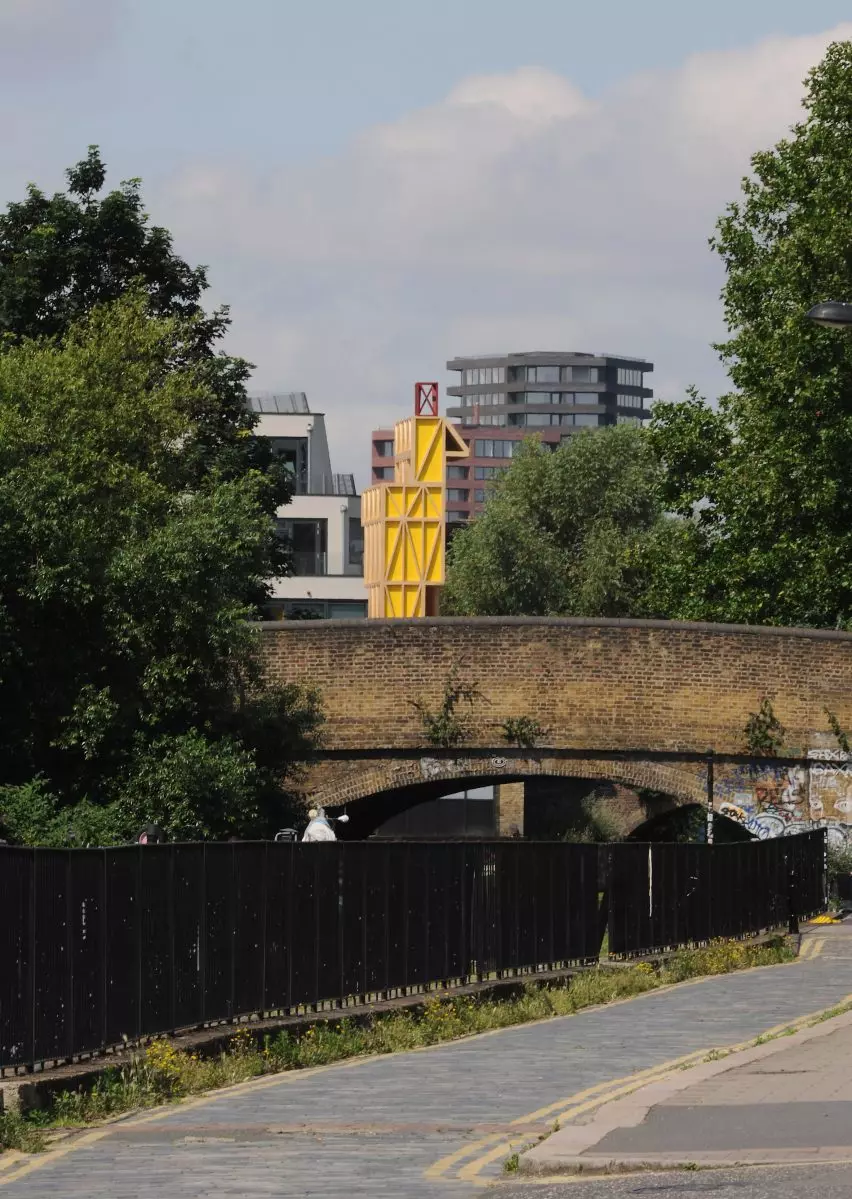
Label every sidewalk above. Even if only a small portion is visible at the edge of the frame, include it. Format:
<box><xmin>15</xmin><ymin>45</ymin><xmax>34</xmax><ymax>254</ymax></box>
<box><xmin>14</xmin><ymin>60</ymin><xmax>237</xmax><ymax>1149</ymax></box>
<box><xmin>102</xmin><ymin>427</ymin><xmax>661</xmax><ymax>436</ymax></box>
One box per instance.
<box><xmin>523</xmin><ymin>922</ymin><xmax>852</xmax><ymax>1177</ymax></box>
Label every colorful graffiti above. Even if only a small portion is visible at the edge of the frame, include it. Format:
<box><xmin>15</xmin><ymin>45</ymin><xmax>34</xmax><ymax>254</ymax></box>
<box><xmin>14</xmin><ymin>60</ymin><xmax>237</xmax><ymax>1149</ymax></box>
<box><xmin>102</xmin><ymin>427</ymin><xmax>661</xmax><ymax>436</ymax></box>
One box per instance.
<box><xmin>716</xmin><ymin>751</ymin><xmax>852</xmax><ymax>846</ymax></box>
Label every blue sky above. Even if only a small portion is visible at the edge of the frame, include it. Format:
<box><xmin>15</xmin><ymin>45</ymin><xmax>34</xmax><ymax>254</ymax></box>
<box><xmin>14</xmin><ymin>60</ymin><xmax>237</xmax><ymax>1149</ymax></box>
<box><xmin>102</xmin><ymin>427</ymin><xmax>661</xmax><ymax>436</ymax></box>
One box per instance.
<box><xmin>3</xmin><ymin>1</ymin><xmax>852</xmax><ymax>480</ymax></box>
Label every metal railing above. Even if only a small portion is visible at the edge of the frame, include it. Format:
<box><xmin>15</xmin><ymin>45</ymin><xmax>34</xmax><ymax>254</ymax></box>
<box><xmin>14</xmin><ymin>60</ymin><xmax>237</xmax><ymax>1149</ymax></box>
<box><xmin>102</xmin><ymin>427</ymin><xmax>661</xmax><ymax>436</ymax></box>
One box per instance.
<box><xmin>0</xmin><ymin>834</ymin><xmax>825</xmax><ymax>1074</ymax></box>
<box><xmin>291</xmin><ymin>551</ymin><xmax>327</xmax><ymax>576</ymax></box>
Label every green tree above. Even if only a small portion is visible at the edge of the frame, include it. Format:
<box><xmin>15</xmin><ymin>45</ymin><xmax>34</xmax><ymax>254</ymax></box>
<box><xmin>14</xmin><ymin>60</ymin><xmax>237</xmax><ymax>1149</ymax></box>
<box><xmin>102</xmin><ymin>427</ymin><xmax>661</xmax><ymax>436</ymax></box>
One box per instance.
<box><xmin>0</xmin><ymin>297</ymin><xmax>321</xmax><ymax>844</ymax></box>
<box><xmin>0</xmin><ymin>147</ymin><xmax>290</xmax><ymax>566</ymax></box>
<box><xmin>443</xmin><ymin>427</ymin><xmax>676</xmax><ymax>617</ymax></box>
<box><xmin>650</xmin><ymin>41</ymin><xmax>852</xmax><ymax>628</ymax></box>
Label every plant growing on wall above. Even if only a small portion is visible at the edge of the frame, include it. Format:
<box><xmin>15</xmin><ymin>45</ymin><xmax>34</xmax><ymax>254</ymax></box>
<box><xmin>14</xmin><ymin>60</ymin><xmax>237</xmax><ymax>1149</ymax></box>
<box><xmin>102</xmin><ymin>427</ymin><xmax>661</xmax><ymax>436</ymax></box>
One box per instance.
<box><xmin>743</xmin><ymin>697</ymin><xmax>785</xmax><ymax>755</ymax></box>
<box><xmin>411</xmin><ymin>666</ymin><xmax>484</xmax><ymax>748</ymax></box>
<box><xmin>502</xmin><ymin>716</ymin><xmax>547</xmax><ymax>749</ymax></box>
<box><xmin>825</xmin><ymin>708</ymin><xmax>851</xmax><ymax>754</ymax></box>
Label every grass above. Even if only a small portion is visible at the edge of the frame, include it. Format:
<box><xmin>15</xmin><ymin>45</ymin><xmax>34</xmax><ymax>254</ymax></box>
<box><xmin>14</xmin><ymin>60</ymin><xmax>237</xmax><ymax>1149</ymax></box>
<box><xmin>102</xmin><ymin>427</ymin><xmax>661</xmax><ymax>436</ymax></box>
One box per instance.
<box><xmin>2</xmin><ymin>937</ymin><xmax>793</xmax><ymax>1152</ymax></box>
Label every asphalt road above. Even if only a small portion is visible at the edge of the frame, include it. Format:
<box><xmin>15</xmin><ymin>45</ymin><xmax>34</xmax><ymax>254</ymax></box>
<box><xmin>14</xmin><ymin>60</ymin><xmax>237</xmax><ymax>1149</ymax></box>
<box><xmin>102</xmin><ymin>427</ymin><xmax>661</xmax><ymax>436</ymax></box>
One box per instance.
<box><xmin>502</xmin><ymin>1163</ymin><xmax>852</xmax><ymax>1198</ymax></box>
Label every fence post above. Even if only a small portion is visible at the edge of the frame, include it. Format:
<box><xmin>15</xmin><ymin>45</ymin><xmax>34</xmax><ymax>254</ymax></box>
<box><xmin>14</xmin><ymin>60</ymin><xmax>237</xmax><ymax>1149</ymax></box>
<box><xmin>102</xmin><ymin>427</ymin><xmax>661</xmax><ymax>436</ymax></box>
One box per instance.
<box><xmin>705</xmin><ymin>749</ymin><xmax>715</xmax><ymax>845</ymax></box>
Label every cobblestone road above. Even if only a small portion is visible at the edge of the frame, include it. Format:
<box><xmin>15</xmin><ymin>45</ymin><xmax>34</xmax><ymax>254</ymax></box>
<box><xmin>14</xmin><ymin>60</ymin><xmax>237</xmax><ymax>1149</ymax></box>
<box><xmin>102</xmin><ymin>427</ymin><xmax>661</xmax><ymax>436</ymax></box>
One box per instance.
<box><xmin>2</xmin><ymin>929</ymin><xmax>852</xmax><ymax>1198</ymax></box>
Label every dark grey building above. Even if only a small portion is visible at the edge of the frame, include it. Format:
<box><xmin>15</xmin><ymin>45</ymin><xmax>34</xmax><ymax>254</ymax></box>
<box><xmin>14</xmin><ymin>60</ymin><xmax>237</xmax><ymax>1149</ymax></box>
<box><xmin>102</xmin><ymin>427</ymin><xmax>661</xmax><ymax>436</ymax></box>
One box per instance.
<box><xmin>443</xmin><ymin>351</ymin><xmax>653</xmax><ymax>521</ymax></box>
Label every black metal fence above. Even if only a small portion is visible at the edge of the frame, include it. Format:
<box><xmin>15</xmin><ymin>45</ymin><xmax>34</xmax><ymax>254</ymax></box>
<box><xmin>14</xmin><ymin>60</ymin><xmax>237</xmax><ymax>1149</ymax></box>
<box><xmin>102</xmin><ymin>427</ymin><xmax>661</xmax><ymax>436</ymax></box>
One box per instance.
<box><xmin>606</xmin><ymin>830</ymin><xmax>826</xmax><ymax>957</ymax></box>
<box><xmin>0</xmin><ymin>833</ymin><xmax>825</xmax><ymax>1074</ymax></box>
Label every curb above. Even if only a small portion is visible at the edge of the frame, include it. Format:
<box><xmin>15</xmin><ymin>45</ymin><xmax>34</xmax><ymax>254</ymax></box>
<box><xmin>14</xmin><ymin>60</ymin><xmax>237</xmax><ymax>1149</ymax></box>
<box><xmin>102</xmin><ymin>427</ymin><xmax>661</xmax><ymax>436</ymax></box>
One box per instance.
<box><xmin>520</xmin><ymin>1001</ymin><xmax>852</xmax><ymax>1176</ymax></box>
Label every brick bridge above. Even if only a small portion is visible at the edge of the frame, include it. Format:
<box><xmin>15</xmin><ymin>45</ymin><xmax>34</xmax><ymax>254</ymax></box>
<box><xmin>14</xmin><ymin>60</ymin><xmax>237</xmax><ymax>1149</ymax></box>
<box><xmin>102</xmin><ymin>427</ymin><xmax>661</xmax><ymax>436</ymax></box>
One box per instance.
<box><xmin>260</xmin><ymin>617</ymin><xmax>852</xmax><ymax>840</ymax></box>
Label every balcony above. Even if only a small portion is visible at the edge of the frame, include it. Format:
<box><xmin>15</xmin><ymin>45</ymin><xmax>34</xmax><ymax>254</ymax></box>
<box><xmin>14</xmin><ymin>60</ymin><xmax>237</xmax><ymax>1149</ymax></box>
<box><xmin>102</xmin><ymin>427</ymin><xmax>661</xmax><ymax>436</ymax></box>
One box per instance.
<box><xmin>291</xmin><ymin>551</ymin><xmax>328</xmax><ymax>577</ymax></box>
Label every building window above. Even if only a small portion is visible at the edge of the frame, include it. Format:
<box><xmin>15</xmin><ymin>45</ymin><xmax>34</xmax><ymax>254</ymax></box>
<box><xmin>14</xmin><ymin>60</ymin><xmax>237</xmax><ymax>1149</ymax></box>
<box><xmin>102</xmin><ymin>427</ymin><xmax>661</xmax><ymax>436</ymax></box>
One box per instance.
<box><xmin>474</xmin><ymin>488</ymin><xmax>489</xmax><ymax>503</ymax></box>
<box><xmin>373</xmin><ymin>439</ymin><xmax>394</xmax><ymax>457</ymax></box>
<box><xmin>447</xmin><ymin>465</ymin><xmax>469</xmax><ymax>479</ymax></box>
<box><xmin>373</xmin><ymin>466</ymin><xmax>394</xmax><ymax>480</ymax></box>
<box><xmin>275</xmin><ymin>518</ymin><xmax>328</xmax><ymax>576</ymax></box>
<box><xmin>447</xmin><ymin>488</ymin><xmax>469</xmax><ymax>502</ymax></box>
<box><xmin>561</xmin><ymin>365</ymin><xmax>599</xmax><ymax>383</ymax></box>
<box><xmin>268</xmin><ymin>437</ymin><xmax>309</xmax><ymax>494</ymax></box>
<box><xmin>573</xmin><ymin>413</ymin><xmax>600</xmax><ymax>427</ymax></box>
<box><xmin>474</xmin><ymin>465</ymin><xmax>504</xmax><ymax>480</ymax></box>
<box><xmin>446</xmin><ymin>510</ymin><xmax>467</xmax><ymax>523</ymax></box>
<box><xmin>474</xmin><ymin>439</ymin><xmax>517</xmax><ymax>458</ymax></box>
<box><xmin>617</xmin><ymin>414</ymin><xmax>641</xmax><ymax>425</ymax></box>
<box><xmin>617</xmin><ymin>394</ymin><xmax>643</xmax><ymax>409</ymax></box>
<box><xmin>617</xmin><ymin>367</ymin><xmax>644</xmax><ymax>386</ymax></box>
<box><xmin>573</xmin><ymin>393</ymin><xmax>599</xmax><ymax>404</ymax></box>
<box><xmin>348</xmin><ymin>517</ymin><xmax>363</xmax><ymax>568</ymax></box>
<box><xmin>465</xmin><ymin>366</ymin><xmax>505</xmax><ymax>384</ymax></box>
<box><xmin>523</xmin><ymin>391</ymin><xmax>554</xmax><ymax>404</ymax></box>
<box><xmin>266</xmin><ymin>599</ymin><xmax>367</xmax><ymax>620</ymax></box>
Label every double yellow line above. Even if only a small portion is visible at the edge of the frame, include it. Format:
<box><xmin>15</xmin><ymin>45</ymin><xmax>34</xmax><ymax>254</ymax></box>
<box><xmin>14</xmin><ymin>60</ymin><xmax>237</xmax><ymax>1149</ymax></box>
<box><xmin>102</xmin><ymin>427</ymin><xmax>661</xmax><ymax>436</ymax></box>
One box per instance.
<box><xmin>423</xmin><ymin>1048</ymin><xmax>713</xmax><ymax>1186</ymax></box>
<box><xmin>424</xmin><ymin>992</ymin><xmax>852</xmax><ymax>1185</ymax></box>
<box><xmin>800</xmin><ymin>937</ymin><xmax>826</xmax><ymax>960</ymax></box>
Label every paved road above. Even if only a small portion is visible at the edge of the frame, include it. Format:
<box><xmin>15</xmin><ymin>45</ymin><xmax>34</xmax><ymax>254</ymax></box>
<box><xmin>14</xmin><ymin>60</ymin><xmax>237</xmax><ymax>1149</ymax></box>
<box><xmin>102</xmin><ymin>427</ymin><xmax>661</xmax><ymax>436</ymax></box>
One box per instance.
<box><xmin>2</xmin><ymin>929</ymin><xmax>851</xmax><ymax>1198</ymax></box>
<box><xmin>502</xmin><ymin>1163</ymin><xmax>852</xmax><ymax>1198</ymax></box>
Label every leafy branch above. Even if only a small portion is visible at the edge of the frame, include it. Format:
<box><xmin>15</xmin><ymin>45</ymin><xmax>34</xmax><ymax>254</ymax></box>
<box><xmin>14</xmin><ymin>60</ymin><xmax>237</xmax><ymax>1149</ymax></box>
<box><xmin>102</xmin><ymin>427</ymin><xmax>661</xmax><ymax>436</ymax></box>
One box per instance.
<box><xmin>743</xmin><ymin>697</ymin><xmax>785</xmax><ymax>755</ymax></box>
<box><xmin>825</xmin><ymin>708</ymin><xmax>851</xmax><ymax>755</ymax></box>
<box><xmin>411</xmin><ymin>665</ymin><xmax>485</xmax><ymax>748</ymax></box>
<box><xmin>502</xmin><ymin>716</ymin><xmax>547</xmax><ymax>749</ymax></box>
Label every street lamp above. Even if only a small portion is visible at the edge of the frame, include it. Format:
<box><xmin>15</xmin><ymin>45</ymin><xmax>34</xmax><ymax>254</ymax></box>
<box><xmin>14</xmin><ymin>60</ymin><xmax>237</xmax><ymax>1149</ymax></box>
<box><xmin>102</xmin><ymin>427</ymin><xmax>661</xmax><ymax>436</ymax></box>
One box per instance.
<box><xmin>806</xmin><ymin>301</ymin><xmax>852</xmax><ymax>329</ymax></box>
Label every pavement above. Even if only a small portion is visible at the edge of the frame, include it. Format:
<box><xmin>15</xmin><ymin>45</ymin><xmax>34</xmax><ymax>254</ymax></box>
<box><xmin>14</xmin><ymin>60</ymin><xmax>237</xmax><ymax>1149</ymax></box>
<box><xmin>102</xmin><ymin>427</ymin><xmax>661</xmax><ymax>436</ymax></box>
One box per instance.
<box><xmin>522</xmin><ymin>961</ymin><xmax>852</xmax><ymax>1175</ymax></box>
<box><xmin>1</xmin><ymin>924</ymin><xmax>852</xmax><ymax>1197</ymax></box>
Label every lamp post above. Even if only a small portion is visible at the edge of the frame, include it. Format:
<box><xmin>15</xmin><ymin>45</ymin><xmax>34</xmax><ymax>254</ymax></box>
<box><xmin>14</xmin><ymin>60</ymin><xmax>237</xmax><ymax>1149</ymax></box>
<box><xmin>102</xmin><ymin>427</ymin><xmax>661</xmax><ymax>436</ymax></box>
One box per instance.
<box><xmin>806</xmin><ymin>301</ymin><xmax>852</xmax><ymax>329</ymax></box>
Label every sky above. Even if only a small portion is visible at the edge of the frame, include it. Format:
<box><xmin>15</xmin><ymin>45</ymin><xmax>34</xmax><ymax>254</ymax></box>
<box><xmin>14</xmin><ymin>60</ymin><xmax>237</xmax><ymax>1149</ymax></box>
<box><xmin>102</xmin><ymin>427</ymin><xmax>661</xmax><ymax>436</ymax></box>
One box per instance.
<box><xmin>3</xmin><ymin>0</ymin><xmax>852</xmax><ymax>483</ymax></box>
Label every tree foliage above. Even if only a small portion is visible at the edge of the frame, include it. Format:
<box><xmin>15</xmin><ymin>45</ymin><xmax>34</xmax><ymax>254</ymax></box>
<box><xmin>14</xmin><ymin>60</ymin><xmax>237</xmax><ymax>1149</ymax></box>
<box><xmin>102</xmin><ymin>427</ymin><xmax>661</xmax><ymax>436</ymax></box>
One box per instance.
<box><xmin>0</xmin><ymin>297</ymin><xmax>320</xmax><ymax>844</ymax></box>
<box><xmin>442</xmin><ymin>427</ymin><xmax>676</xmax><ymax>617</ymax></box>
<box><xmin>650</xmin><ymin>42</ymin><xmax>852</xmax><ymax>628</ymax></box>
<box><xmin>0</xmin><ymin>147</ymin><xmax>291</xmax><ymax>550</ymax></box>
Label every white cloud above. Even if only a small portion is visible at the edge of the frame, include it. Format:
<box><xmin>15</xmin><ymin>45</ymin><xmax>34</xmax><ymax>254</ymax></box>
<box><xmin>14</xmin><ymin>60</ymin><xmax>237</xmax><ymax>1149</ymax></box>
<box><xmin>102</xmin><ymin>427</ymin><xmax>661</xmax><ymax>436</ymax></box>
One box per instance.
<box><xmin>152</xmin><ymin>26</ymin><xmax>852</xmax><ymax>485</ymax></box>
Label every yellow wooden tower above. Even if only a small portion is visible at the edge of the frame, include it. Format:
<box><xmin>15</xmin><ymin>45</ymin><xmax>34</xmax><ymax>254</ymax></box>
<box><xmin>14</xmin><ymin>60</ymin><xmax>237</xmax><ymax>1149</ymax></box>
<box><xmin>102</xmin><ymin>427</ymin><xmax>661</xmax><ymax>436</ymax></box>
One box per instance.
<box><xmin>363</xmin><ymin>383</ymin><xmax>469</xmax><ymax>618</ymax></box>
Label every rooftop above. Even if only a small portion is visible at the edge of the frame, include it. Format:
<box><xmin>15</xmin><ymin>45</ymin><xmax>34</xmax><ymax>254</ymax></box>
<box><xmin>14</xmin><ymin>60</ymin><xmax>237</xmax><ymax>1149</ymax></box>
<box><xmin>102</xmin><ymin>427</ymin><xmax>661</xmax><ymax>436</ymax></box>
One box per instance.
<box><xmin>247</xmin><ymin>392</ymin><xmax>311</xmax><ymax>414</ymax></box>
<box><xmin>447</xmin><ymin>352</ymin><xmax>651</xmax><ymax>366</ymax></box>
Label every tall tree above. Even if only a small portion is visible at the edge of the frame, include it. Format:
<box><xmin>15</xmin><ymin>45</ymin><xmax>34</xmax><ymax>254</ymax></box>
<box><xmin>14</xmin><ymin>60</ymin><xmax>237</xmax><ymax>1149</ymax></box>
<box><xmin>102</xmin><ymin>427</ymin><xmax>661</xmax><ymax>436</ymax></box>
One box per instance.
<box><xmin>0</xmin><ymin>147</ymin><xmax>289</xmax><ymax>567</ymax></box>
<box><xmin>0</xmin><ymin>297</ymin><xmax>320</xmax><ymax>845</ymax></box>
<box><xmin>651</xmin><ymin>41</ymin><xmax>852</xmax><ymax>628</ymax></box>
<box><xmin>442</xmin><ymin>427</ymin><xmax>675</xmax><ymax>617</ymax></box>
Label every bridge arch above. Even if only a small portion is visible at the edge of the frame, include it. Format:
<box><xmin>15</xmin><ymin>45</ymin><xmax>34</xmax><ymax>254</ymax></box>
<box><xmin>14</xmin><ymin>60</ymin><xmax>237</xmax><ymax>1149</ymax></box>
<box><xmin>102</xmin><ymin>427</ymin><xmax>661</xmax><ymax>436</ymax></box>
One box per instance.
<box><xmin>260</xmin><ymin>616</ymin><xmax>852</xmax><ymax>838</ymax></box>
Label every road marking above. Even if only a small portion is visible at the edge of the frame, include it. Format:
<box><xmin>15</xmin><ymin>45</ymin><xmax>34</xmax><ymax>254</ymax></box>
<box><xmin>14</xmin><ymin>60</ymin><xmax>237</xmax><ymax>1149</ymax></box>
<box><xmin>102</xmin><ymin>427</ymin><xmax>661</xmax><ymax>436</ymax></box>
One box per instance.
<box><xmin>435</xmin><ymin>991</ymin><xmax>852</xmax><ymax>1185</ymax></box>
<box><xmin>424</xmin><ymin>1052</ymin><xmax>714</xmax><ymax>1181</ymax></box>
<box><xmin>800</xmin><ymin>937</ymin><xmax>826</xmax><ymax>960</ymax></box>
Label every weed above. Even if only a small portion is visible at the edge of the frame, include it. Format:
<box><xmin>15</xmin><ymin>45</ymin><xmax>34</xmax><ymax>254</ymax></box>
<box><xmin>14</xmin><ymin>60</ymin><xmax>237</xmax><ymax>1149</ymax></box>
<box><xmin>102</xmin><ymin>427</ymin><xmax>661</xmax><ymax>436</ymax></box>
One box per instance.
<box><xmin>0</xmin><ymin>1111</ymin><xmax>46</xmax><ymax>1154</ymax></box>
<box><xmin>743</xmin><ymin>697</ymin><xmax>785</xmax><ymax>755</ymax></box>
<box><xmin>411</xmin><ymin>665</ymin><xmax>485</xmax><ymax>748</ymax></box>
<box><xmin>502</xmin><ymin>717</ymin><xmax>546</xmax><ymax>749</ymax></box>
<box><xmin>504</xmin><ymin>1152</ymin><xmax>520</xmax><ymax>1173</ymax></box>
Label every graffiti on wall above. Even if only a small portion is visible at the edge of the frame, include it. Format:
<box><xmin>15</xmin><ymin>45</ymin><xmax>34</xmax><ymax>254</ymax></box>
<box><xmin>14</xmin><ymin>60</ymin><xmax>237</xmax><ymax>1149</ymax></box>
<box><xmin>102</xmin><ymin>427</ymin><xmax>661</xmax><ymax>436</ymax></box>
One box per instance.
<box><xmin>716</xmin><ymin>750</ymin><xmax>852</xmax><ymax>846</ymax></box>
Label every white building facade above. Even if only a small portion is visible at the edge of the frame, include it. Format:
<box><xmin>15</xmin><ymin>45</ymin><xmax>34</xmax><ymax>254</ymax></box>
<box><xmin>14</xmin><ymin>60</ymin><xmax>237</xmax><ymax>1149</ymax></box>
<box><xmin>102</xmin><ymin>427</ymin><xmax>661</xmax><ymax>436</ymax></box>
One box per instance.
<box><xmin>250</xmin><ymin>393</ymin><xmax>367</xmax><ymax>619</ymax></box>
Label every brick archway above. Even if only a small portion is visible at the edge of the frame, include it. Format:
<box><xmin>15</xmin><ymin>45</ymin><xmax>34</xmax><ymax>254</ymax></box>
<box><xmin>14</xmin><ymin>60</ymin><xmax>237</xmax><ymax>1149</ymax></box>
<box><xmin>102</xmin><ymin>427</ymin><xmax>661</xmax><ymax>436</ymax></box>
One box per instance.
<box><xmin>306</xmin><ymin>754</ymin><xmax>706</xmax><ymax>812</ymax></box>
<box><xmin>261</xmin><ymin>616</ymin><xmax>852</xmax><ymax>835</ymax></box>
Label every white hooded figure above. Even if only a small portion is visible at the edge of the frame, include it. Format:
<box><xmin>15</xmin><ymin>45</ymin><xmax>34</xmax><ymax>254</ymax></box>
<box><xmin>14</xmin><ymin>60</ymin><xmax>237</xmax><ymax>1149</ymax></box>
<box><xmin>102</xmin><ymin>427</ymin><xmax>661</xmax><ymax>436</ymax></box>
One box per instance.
<box><xmin>302</xmin><ymin>807</ymin><xmax>337</xmax><ymax>842</ymax></box>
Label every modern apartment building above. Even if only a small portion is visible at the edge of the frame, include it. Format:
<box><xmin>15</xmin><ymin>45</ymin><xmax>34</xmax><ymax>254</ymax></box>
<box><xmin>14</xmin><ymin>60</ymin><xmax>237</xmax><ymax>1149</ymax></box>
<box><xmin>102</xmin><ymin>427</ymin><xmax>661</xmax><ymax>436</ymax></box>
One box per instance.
<box><xmin>251</xmin><ymin>393</ymin><xmax>367</xmax><ymax>619</ymax></box>
<box><xmin>443</xmin><ymin>351</ymin><xmax>653</xmax><ymax>522</ymax></box>
<box><xmin>372</xmin><ymin>353</ymin><xmax>653</xmax><ymax>525</ymax></box>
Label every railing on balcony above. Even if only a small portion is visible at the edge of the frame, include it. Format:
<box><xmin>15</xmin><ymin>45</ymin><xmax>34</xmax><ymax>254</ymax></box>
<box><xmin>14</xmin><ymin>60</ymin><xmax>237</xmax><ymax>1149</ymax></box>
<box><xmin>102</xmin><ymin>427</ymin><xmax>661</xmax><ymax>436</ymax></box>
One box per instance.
<box><xmin>291</xmin><ymin>551</ymin><xmax>327</xmax><ymax>576</ymax></box>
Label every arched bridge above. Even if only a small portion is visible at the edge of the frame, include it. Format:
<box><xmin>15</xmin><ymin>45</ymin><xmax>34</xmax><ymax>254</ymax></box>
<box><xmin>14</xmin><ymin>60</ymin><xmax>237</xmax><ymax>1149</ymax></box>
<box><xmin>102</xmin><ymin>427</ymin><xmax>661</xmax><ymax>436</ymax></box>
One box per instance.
<box><xmin>260</xmin><ymin>617</ymin><xmax>852</xmax><ymax>841</ymax></box>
